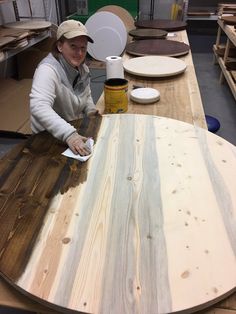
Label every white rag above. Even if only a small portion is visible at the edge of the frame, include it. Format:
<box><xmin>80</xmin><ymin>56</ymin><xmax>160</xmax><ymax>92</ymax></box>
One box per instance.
<box><xmin>62</xmin><ymin>138</ymin><xmax>94</xmax><ymax>162</ymax></box>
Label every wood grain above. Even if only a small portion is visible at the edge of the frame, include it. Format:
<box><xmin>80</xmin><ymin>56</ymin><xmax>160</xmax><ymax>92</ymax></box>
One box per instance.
<box><xmin>0</xmin><ymin>114</ymin><xmax>236</xmax><ymax>314</ymax></box>
<box><xmin>0</xmin><ymin>117</ymin><xmax>102</xmax><ymax>281</ymax></box>
<box><xmin>125</xmin><ymin>39</ymin><xmax>190</xmax><ymax>57</ymax></box>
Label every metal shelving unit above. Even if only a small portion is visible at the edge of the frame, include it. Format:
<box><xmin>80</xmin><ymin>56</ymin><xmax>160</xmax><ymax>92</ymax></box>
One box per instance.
<box><xmin>0</xmin><ymin>0</ymin><xmax>50</xmax><ymax>63</ymax></box>
<box><xmin>184</xmin><ymin>0</ymin><xmax>217</xmax><ymax>21</ymax></box>
<box><xmin>184</xmin><ymin>0</ymin><xmax>236</xmax><ymax>21</ymax></box>
<box><xmin>3</xmin><ymin>31</ymin><xmax>49</xmax><ymax>61</ymax></box>
<box><xmin>213</xmin><ymin>18</ymin><xmax>236</xmax><ymax>101</ymax></box>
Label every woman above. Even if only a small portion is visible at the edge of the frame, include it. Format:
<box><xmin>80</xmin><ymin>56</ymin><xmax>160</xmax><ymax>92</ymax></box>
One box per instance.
<box><xmin>30</xmin><ymin>20</ymin><xmax>99</xmax><ymax>156</ymax></box>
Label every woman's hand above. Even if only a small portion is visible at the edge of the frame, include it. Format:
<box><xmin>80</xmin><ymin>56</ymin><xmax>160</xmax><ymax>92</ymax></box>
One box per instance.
<box><xmin>66</xmin><ymin>132</ymin><xmax>91</xmax><ymax>156</ymax></box>
<box><xmin>87</xmin><ymin>109</ymin><xmax>101</xmax><ymax>117</ymax></box>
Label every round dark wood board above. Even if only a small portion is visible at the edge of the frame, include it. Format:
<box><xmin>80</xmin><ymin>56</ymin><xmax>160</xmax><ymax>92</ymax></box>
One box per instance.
<box><xmin>221</xmin><ymin>16</ymin><xmax>236</xmax><ymax>25</ymax></box>
<box><xmin>134</xmin><ymin>19</ymin><xmax>187</xmax><ymax>31</ymax></box>
<box><xmin>129</xmin><ymin>28</ymin><xmax>168</xmax><ymax>39</ymax></box>
<box><xmin>125</xmin><ymin>39</ymin><xmax>190</xmax><ymax>57</ymax></box>
<box><xmin>215</xmin><ymin>47</ymin><xmax>236</xmax><ymax>58</ymax></box>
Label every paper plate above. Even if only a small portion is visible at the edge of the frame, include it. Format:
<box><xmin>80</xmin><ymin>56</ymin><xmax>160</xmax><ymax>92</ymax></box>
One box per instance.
<box><xmin>130</xmin><ymin>87</ymin><xmax>160</xmax><ymax>104</ymax></box>
<box><xmin>123</xmin><ymin>55</ymin><xmax>187</xmax><ymax>77</ymax></box>
<box><xmin>4</xmin><ymin>20</ymin><xmax>51</xmax><ymax>30</ymax></box>
<box><xmin>85</xmin><ymin>11</ymin><xmax>127</xmax><ymax>61</ymax></box>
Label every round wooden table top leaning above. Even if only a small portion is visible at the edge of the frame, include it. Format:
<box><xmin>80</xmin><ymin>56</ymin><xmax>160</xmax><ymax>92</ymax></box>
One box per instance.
<box><xmin>0</xmin><ymin>114</ymin><xmax>235</xmax><ymax>314</ymax></box>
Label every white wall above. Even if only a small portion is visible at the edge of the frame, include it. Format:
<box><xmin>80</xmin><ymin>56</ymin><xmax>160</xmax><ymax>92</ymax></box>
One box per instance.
<box><xmin>0</xmin><ymin>0</ymin><xmax>58</xmax><ymax>25</ymax></box>
<box><xmin>139</xmin><ymin>0</ymin><xmax>184</xmax><ymax>20</ymax></box>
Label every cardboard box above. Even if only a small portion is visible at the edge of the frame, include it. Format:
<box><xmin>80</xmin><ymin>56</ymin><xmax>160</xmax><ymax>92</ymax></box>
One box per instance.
<box><xmin>0</xmin><ymin>79</ymin><xmax>32</xmax><ymax>134</ymax></box>
<box><xmin>16</xmin><ymin>37</ymin><xmax>54</xmax><ymax>79</ymax></box>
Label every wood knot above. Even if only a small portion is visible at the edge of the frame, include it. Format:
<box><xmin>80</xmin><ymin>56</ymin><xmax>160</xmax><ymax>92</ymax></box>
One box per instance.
<box><xmin>62</xmin><ymin>237</ymin><xmax>71</xmax><ymax>244</ymax></box>
<box><xmin>181</xmin><ymin>270</ymin><xmax>190</xmax><ymax>279</ymax></box>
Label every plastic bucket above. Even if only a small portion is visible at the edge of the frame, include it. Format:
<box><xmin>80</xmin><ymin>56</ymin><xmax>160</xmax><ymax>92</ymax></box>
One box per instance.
<box><xmin>104</xmin><ymin>78</ymin><xmax>128</xmax><ymax>113</ymax></box>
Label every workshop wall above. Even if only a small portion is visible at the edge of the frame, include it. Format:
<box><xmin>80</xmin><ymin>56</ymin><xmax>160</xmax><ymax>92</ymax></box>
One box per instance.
<box><xmin>0</xmin><ymin>0</ymin><xmax>58</xmax><ymax>25</ymax></box>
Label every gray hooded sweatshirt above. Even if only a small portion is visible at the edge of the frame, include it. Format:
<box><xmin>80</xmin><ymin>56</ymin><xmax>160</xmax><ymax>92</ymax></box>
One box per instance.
<box><xmin>30</xmin><ymin>53</ymin><xmax>97</xmax><ymax>142</ymax></box>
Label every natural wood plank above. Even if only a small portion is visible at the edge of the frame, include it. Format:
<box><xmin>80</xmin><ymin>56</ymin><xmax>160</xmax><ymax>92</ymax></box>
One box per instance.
<box><xmin>0</xmin><ymin>114</ymin><xmax>236</xmax><ymax>314</ymax></box>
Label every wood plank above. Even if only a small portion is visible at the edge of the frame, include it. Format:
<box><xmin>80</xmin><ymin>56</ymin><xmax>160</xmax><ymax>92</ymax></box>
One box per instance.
<box><xmin>0</xmin><ymin>114</ymin><xmax>236</xmax><ymax>314</ymax></box>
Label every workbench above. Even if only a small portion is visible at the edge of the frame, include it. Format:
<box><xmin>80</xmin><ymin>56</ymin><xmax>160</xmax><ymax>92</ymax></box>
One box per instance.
<box><xmin>0</xmin><ymin>29</ymin><xmax>236</xmax><ymax>314</ymax></box>
<box><xmin>96</xmin><ymin>29</ymin><xmax>207</xmax><ymax>129</ymax></box>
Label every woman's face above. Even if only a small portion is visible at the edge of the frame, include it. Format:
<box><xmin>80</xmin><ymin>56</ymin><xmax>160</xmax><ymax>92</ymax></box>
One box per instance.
<box><xmin>57</xmin><ymin>36</ymin><xmax>88</xmax><ymax>68</ymax></box>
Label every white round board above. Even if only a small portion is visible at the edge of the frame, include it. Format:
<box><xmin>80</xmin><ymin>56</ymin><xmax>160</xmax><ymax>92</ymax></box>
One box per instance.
<box><xmin>130</xmin><ymin>87</ymin><xmax>160</xmax><ymax>104</ymax></box>
<box><xmin>85</xmin><ymin>11</ymin><xmax>127</xmax><ymax>62</ymax></box>
<box><xmin>123</xmin><ymin>55</ymin><xmax>187</xmax><ymax>77</ymax></box>
<box><xmin>4</xmin><ymin>20</ymin><xmax>51</xmax><ymax>30</ymax></box>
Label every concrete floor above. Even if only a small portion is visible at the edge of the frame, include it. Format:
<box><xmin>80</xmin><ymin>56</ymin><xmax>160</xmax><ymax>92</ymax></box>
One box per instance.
<box><xmin>188</xmin><ymin>33</ymin><xmax>236</xmax><ymax>146</ymax></box>
<box><xmin>0</xmin><ymin>34</ymin><xmax>236</xmax><ymax>314</ymax></box>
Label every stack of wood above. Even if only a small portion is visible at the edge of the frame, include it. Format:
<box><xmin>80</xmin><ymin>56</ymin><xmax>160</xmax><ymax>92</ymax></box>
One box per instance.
<box><xmin>217</xmin><ymin>3</ymin><xmax>236</xmax><ymax>16</ymax></box>
<box><xmin>0</xmin><ymin>21</ymin><xmax>51</xmax><ymax>62</ymax></box>
<box><xmin>0</xmin><ymin>27</ymin><xmax>31</xmax><ymax>61</ymax></box>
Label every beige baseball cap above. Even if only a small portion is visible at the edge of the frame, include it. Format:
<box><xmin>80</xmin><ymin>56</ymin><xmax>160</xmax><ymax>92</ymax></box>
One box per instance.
<box><xmin>57</xmin><ymin>20</ymin><xmax>94</xmax><ymax>43</ymax></box>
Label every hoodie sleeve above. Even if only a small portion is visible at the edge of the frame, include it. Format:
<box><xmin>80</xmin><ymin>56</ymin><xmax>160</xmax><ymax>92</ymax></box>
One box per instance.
<box><xmin>30</xmin><ymin>64</ymin><xmax>76</xmax><ymax>142</ymax></box>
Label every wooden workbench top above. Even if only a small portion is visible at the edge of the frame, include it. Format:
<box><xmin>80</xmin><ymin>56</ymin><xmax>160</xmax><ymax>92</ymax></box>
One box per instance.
<box><xmin>0</xmin><ymin>115</ymin><xmax>235</xmax><ymax>314</ymax></box>
<box><xmin>96</xmin><ymin>30</ymin><xmax>207</xmax><ymax>130</ymax></box>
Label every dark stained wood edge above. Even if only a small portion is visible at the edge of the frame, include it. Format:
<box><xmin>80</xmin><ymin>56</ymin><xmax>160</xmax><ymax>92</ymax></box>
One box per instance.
<box><xmin>0</xmin><ymin>116</ymin><xmax>102</xmax><ymax>282</ymax></box>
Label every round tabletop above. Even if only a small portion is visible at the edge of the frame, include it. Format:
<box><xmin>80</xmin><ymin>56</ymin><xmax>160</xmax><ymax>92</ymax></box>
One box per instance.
<box><xmin>123</xmin><ymin>55</ymin><xmax>187</xmax><ymax>77</ymax></box>
<box><xmin>0</xmin><ymin>115</ymin><xmax>235</xmax><ymax>314</ymax></box>
<box><xmin>4</xmin><ymin>20</ymin><xmax>51</xmax><ymax>30</ymax></box>
<box><xmin>135</xmin><ymin>19</ymin><xmax>187</xmax><ymax>31</ymax></box>
<box><xmin>125</xmin><ymin>39</ymin><xmax>190</xmax><ymax>57</ymax></box>
<box><xmin>129</xmin><ymin>28</ymin><xmax>168</xmax><ymax>39</ymax></box>
<box><xmin>221</xmin><ymin>16</ymin><xmax>236</xmax><ymax>25</ymax></box>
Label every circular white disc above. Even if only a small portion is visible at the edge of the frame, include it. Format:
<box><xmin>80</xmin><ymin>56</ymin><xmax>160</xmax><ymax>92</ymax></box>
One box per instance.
<box><xmin>85</xmin><ymin>11</ymin><xmax>127</xmax><ymax>61</ymax></box>
<box><xmin>87</xmin><ymin>26</ymin><xmax>122</xmax><ymax>61</ymax></box>
<box><xmin>123</xmin><ymin>55</ymin><xmax>187</xmax><ymax>77</ymax></box>
<box><xmin>130</xmin><ymin>88</ymin><xmax>160</xmax><ymax>104</ymax></box>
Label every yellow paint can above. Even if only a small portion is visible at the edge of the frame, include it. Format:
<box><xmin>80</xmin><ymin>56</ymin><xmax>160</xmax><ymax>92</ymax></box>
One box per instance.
<box><xmin>104</xmin><ymin>78</ymin><xmax>128</xmax><ymax>113</ymax></box>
